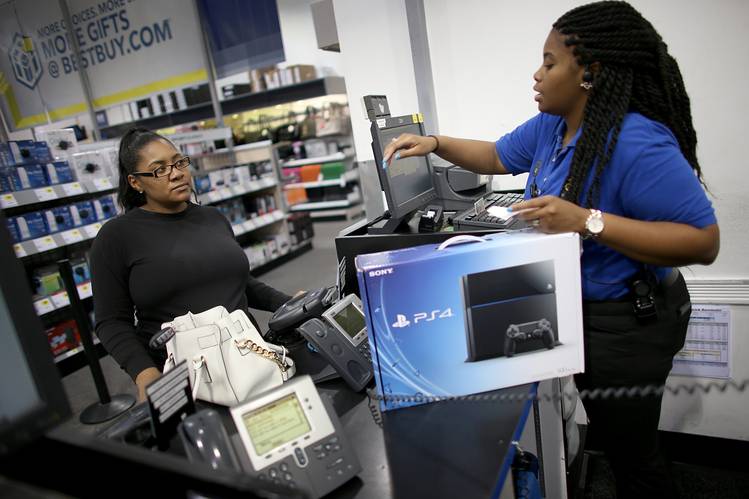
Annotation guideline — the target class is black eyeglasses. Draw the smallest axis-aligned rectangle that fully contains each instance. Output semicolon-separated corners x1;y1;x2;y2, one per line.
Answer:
131;157;191;179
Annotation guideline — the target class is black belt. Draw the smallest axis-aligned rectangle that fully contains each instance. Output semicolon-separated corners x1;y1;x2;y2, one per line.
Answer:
583;268;682;316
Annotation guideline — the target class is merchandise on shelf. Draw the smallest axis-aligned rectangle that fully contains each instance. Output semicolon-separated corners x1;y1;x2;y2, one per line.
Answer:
36;129;79;159
193;174;212;194
46;319;81;357
70;200;97;226
44;161;76;185
303;139;328;158
0;140;53;167
32;265;64;296
282;166;302;183
320;161;345;180
71;151;114;181
284;187;308;206
93;194;117;220
11;163;49;190
287;212;314;246
300;164;321;182
9;211;49;241
43;206;75;233
71;256;91;284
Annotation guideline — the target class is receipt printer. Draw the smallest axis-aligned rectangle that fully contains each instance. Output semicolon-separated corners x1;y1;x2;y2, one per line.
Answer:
431;160;490;211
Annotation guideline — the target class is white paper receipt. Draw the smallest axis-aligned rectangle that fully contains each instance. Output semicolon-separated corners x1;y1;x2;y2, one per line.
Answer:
486;206;536;220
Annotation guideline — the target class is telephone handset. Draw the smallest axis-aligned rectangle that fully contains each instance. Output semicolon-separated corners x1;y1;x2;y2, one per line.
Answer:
266;286;337;346
297;294;373;391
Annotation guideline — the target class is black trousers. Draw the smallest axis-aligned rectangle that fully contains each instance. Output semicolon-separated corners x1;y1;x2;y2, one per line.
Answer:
575;270;691;499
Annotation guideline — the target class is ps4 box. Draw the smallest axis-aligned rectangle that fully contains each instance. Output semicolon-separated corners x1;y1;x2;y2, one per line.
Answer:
356;231;584;411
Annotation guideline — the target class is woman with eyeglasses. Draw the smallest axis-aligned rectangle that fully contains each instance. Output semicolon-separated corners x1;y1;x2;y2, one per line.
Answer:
383;2;719;497
90;127;294;401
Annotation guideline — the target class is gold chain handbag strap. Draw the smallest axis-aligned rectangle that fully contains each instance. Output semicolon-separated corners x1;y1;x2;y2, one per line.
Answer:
235;339;288;373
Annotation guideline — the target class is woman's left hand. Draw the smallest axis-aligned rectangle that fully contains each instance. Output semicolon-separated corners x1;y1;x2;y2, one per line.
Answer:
511;195;589;234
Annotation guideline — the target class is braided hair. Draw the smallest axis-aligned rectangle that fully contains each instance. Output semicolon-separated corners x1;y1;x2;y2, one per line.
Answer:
553;1;702;207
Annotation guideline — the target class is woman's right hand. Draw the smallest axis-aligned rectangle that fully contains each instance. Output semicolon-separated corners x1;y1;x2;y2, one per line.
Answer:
382;133;438;167
135;367;162;402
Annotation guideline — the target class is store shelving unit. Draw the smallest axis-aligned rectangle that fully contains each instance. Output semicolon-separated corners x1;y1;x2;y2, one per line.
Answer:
99;77;347;139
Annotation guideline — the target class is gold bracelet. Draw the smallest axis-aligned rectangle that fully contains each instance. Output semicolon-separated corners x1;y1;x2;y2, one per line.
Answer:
428;134;440;153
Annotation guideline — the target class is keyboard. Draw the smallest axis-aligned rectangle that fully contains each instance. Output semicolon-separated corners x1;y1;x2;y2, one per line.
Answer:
452;192;529;231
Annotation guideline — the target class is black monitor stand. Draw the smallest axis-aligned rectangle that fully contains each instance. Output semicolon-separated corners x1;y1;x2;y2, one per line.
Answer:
367;210;414;235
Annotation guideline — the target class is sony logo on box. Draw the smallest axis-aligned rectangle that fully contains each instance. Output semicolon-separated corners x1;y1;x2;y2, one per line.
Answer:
368;268;393;277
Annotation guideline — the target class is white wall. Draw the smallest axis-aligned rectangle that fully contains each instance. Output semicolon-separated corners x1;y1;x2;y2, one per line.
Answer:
277;0;343;75
332;0;421;162
422;0;749;441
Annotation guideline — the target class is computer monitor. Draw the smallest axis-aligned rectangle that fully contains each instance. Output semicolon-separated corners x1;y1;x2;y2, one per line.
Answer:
0;211;71;456
370;114;437;233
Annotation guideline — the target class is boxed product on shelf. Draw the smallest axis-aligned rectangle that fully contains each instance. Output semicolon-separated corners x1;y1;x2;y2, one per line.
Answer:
222;83;251;99
71;257;91;284
288;64;317;84
287;212;314;246
300;164;321;182
0;165;13;192
71;151;113;181
93;195;117;220
193;174;211;194
208;169;226;190
37;129;79;159
321;161;346;180
44;161;76;185
234;164;252;186
303;139;328;158
43;206;75;233
70;200;97;226
223;166;240;187
11;163;50;190
32;265;64;296
284;187;308;206
282;166;302;183
10;211;49;240
46;319;81;357
0;140;53;166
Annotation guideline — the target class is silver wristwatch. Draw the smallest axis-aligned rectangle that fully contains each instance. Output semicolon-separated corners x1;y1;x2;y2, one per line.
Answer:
583;209;604;239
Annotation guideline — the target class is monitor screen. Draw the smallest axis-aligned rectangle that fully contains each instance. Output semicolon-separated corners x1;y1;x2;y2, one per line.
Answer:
241;393;311;456
330;302;366;342
370;115;437;223
378;123;434;214
0;212;70;456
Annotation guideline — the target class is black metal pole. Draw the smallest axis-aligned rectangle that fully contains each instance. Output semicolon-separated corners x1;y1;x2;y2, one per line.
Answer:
58;259;134;424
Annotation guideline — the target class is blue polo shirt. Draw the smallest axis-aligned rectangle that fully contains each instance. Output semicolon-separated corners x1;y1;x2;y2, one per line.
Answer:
496;112;716;300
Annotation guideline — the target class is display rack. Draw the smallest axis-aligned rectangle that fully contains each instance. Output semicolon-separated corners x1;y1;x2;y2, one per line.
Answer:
1;177;116;209
99;77;347;139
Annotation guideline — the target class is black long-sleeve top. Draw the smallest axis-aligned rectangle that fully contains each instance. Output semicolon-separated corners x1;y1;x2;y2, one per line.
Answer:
89;203;291;380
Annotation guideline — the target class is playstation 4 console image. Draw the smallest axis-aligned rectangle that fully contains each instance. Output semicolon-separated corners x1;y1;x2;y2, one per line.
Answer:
462;260;559;361
356;231;584;411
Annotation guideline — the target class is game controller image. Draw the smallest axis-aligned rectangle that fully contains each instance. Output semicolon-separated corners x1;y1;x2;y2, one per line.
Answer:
503;319;555;358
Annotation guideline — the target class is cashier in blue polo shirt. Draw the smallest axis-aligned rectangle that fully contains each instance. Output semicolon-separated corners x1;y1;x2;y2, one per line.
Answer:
382;3;719;498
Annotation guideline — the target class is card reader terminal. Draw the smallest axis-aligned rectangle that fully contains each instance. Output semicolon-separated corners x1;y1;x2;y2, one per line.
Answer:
297;294;373;391
268;286;337;334
230;375;362;498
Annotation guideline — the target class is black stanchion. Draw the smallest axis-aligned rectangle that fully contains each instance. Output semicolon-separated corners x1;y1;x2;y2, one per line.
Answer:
57;259;135;424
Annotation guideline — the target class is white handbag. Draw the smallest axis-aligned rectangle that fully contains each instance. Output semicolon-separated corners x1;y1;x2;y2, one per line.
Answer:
161;306;295;406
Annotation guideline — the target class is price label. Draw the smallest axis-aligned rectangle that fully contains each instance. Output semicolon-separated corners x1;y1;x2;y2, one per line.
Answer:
1;193;18;208
61;182;84;196
231;224;243;236
207;191;221;203
93;177;113;190
34;298;56;315
50;292;70;309
260;214;271;225
60;228;84;245
32;236;57;253
273;210;283;221
34;186;58;201
243;220;256;232
77;282;93;299
83;223;102;238
219;187;232;199
231;185;245;197
263;178;275;188
13;243;27;257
